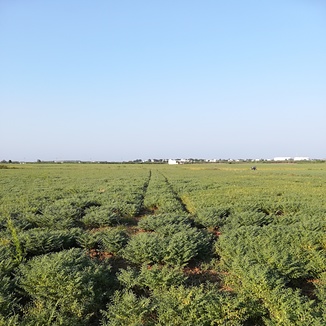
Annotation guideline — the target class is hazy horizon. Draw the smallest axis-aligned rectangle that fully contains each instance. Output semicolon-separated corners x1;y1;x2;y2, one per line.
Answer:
1;1;325;162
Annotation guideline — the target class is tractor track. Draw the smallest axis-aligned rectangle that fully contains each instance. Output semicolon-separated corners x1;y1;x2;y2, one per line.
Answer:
159;172;191;215
135;169;152;217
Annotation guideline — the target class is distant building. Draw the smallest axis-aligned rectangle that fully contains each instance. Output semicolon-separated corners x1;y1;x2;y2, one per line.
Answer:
168;159;178;165
273;157;310;162
293;157;310;161
168;159;188;165
273;157;292;161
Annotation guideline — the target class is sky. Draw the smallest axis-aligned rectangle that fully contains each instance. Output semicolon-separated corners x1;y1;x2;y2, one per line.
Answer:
1;0;325;161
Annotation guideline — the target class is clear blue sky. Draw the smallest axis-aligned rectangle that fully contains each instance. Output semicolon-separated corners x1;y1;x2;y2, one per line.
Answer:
1;1;325;161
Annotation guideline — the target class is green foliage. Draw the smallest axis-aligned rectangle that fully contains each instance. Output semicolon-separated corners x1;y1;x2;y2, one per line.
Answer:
123;223;211;267
102;285;249;326
195;206;231;228
217;223;326;279
18;227;81;257
139;214;196;238
223;211;273;230
122;233;165;264
143;171;185;214
0;315;19;326
0;275;18;321
17;248;113;325
163;226;212;267
81;206;120;228
217;224;326;324
315;272;326;322
99;228;129;254
152;284;246;325
139;264;186;290
116;267;139;290
76;231;100;250
138;213;191;232
0;245;18;278
101;290;153;326
1;163;326;325
37;199;84;228
117;264;186;291
6;215;23;263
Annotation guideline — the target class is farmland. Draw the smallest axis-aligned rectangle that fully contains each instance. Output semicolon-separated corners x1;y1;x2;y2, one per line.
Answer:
0;162;325;325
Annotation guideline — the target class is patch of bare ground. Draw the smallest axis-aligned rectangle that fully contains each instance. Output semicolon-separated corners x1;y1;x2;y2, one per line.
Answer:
87;249;130;272
183;266;222;286
88;249;113;260
210;229;222;237
213;271;234;292
89;226;112;233
137;206;158;217
109;256;131;273
288;278;319;300
219;284;234;292
123;224;148;236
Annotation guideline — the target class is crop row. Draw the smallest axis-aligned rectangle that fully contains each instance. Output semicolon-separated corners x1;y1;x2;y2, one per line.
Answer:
143;170;186;214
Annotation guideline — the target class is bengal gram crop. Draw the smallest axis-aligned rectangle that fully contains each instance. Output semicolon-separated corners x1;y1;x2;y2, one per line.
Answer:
0;163;325;325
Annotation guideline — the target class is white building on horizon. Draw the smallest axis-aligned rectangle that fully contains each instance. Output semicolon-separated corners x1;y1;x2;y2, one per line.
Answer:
168;159;178;165
273;156;310;161
293;157;310;161
273;157;292;161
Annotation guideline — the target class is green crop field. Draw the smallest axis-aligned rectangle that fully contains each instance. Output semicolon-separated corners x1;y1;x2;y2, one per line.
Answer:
0;162;325;325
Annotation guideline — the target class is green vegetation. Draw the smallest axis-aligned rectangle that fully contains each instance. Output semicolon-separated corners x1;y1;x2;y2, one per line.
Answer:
0;163;325;325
